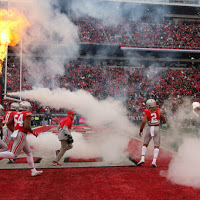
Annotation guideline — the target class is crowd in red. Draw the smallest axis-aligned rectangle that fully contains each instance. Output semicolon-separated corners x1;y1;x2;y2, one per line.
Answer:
26;17;200;49
3;58;200;115
73;17;200;49
2;17;200;114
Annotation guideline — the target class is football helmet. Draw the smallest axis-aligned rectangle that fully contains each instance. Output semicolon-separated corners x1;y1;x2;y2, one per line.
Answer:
0;104;4;114
192;102;200;110
146;99;156;108
10;102;20;111
19;101;32;111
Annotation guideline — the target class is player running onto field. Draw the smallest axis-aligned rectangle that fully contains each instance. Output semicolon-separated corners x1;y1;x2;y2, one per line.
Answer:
137;99;166;167
3;102;19;147
0;101;43;177
0;104;7;153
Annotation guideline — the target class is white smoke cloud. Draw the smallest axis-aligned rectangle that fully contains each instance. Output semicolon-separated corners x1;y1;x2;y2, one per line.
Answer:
158;98;200;188
159;97;198;151
10;87;135;133
71;0;124;26
27;132;60;156
165;137;200;188
28;130;130;162
12;87;138;162
12;0;80;87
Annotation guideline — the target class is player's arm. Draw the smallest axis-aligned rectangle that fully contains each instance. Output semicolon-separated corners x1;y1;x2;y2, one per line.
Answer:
7;117;14;132
24;116;34;134
63;126;71;135
140;114;147;133
0;120;3;131
160;113;166;124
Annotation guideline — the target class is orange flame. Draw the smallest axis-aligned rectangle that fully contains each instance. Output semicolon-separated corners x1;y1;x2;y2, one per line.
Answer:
0;8;30;74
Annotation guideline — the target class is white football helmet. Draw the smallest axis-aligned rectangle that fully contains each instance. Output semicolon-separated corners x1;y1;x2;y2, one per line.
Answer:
146;99;156;108
19;101;32;111
192;102;200;110
0;104;4;114
10;102;20;111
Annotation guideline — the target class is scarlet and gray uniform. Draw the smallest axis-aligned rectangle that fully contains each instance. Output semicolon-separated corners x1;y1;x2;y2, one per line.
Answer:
11;111;32;157
3;110;16;145
58;115;73;141
0;115;7;152
143;108;162;146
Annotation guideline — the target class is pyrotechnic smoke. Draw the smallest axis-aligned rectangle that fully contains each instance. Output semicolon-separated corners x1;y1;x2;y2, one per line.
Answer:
159;97;200;188
164;138;200;188
12;0;79;87
11;88;138;162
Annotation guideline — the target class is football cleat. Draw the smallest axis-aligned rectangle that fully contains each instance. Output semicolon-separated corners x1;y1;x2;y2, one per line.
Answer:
52;161;62;166
152;161;157;168
137;160;145;166
31;170;43;177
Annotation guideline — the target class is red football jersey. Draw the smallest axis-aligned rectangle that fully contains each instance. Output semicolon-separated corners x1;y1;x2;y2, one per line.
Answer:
60;115;73;129
14;111;32;133
143;108;162;125
4;111;16;127
0;115;3;122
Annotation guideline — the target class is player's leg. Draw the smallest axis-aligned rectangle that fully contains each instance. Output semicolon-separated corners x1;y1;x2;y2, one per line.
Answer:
0;132;25;158
3;128;14;162
0;140;8;153
53;140;72;165
137;127;152;166
23;140;43;177
152;126;160;167
56;143;73;156
3;128;13;145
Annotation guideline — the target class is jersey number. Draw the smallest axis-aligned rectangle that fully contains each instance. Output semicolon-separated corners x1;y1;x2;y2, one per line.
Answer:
151;113;157;121
14;114;24;127
5;112;11;123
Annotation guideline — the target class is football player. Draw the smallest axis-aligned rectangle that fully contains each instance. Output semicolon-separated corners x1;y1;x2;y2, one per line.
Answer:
137;99;166;167
0;104;7;153
0;101;43;177
3;102;19;147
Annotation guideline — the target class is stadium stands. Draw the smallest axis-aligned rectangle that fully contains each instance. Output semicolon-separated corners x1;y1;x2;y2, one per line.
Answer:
72;17;200;49
3;57;200;115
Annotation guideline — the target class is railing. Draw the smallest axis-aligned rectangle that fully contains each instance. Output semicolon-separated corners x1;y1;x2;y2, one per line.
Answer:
104;0;200;6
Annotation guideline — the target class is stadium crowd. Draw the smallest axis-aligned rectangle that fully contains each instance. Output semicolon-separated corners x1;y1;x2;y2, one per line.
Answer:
2;15;200;116
3;57;200;116
26;16;200;49
73;17;200;49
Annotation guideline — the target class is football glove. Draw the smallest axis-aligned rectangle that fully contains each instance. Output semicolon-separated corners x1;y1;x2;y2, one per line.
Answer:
33;131;38;137
67;136;74;144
